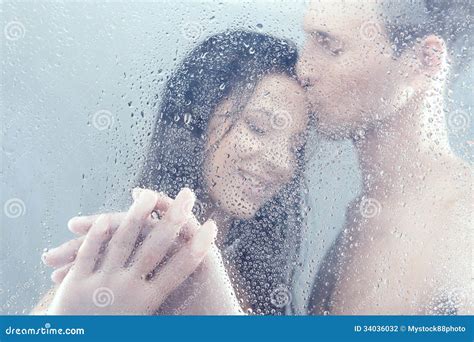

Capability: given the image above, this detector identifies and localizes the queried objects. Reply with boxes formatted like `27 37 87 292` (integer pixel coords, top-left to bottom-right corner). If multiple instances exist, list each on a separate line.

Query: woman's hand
42 189 194 284
45 188 217 315
42 188 243 315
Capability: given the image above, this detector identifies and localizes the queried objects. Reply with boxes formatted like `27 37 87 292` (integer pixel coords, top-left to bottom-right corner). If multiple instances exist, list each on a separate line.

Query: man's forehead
304 1 379 36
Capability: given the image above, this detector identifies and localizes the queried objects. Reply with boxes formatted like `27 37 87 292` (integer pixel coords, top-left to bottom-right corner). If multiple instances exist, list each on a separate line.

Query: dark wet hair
137 30 306 314
380 0 473 70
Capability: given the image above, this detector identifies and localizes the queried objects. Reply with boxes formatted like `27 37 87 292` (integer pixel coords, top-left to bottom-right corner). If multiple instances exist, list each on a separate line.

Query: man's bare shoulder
431 154 471 200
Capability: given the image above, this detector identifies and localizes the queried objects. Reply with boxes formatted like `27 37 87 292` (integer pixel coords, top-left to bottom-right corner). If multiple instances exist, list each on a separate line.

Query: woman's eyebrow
253 108 274 119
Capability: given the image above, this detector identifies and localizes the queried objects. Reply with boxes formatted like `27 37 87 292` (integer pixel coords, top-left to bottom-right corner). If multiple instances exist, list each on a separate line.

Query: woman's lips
237 168 274 201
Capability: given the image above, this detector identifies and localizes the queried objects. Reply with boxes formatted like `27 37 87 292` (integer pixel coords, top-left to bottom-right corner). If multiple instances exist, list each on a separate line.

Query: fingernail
191 235 207 255
180 188 195 213
42 248 56 266
51 270 60 284
67 217 77 225
169 188 195 222
184 199 194 214
43 246 55 256
192 221 216 254
142 189 158 206
207 220 217 241
67 216 80 228
41 253 48 264
132 187 143 201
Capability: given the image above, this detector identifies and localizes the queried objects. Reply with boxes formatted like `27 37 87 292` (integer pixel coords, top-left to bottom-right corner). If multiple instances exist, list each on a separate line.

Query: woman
35 30 310 315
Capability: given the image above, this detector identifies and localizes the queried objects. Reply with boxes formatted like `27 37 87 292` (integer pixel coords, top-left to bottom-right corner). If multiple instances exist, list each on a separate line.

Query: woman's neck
354 91 453 200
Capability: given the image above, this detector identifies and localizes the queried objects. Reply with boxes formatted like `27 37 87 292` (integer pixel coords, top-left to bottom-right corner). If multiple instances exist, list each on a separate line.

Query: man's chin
315 122 354 140
315 115 377 141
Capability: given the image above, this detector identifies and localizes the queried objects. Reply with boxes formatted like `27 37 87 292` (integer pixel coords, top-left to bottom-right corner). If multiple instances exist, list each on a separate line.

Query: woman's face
205 73 308 219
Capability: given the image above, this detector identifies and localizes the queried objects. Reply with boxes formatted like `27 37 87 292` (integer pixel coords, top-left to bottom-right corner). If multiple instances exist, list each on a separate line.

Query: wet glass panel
1 0 472 316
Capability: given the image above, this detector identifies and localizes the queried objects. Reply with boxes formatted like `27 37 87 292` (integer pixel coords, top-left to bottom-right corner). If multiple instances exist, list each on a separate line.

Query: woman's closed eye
245 117 268 136
311 31 343 56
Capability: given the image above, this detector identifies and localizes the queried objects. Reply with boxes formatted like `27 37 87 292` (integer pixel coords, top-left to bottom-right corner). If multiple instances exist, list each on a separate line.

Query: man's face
296 1 412 139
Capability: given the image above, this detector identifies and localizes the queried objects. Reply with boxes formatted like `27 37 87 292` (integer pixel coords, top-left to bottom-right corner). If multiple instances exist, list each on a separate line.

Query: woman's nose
263 138 294 177
296 48 319 87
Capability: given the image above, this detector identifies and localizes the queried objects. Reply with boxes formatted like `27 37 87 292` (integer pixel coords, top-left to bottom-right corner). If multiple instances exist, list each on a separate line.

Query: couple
33 0 472 315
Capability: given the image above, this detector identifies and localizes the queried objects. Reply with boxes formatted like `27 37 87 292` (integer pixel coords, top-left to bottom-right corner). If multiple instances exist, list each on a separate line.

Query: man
296 0 472 314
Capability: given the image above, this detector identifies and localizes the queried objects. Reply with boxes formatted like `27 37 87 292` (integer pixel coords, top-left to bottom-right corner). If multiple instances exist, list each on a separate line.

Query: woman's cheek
234 126 262 155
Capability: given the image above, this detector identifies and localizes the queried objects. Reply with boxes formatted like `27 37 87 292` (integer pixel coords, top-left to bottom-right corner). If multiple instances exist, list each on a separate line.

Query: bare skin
298 0 473 314
309 152 472 314
34 74 308 315
34 190 243 315
32 188 219 315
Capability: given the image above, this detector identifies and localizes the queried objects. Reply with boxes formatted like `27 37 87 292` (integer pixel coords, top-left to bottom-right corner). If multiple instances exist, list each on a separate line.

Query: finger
45 214 180 271
132 188 172 213
61 189 195 273
149 220 217 304
131 188 196 276
134 189 197 241
68 213 125 235
44 209 197 272
172 215 200 247
101 189 159 271
42 236 86 268
51 262 73 284
133 216 200 277
67 190 172 236
72 214 112 276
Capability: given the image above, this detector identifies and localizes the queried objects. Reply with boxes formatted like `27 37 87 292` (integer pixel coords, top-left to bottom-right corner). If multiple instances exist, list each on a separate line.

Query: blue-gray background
1 0 472 314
